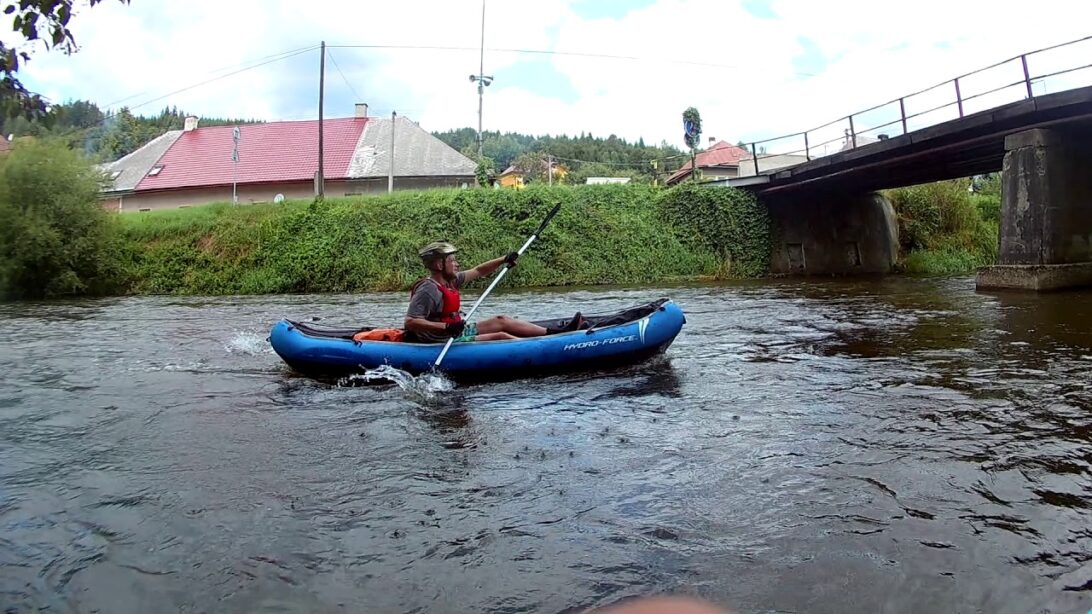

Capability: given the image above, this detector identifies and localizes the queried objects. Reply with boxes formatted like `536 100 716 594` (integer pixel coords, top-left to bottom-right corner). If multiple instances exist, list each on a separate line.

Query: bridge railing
740 35 1092 177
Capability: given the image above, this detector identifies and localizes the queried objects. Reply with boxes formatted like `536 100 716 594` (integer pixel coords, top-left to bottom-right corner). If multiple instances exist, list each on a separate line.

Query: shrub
655 182 770 277
971 193 1001 226
886 179 998 274
0 139 123 299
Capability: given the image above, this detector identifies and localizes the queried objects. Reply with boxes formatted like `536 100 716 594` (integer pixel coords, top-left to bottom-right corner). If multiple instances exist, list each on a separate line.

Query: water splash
225 332 273 355
342 364 455 403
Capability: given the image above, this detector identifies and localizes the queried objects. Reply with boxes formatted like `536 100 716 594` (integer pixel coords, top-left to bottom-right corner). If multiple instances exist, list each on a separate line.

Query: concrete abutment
977 127 1092 291
765 191 898 276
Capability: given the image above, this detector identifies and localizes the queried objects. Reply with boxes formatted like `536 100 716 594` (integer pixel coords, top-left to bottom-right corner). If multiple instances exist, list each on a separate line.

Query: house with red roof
665 140 751 185
100 104 476 212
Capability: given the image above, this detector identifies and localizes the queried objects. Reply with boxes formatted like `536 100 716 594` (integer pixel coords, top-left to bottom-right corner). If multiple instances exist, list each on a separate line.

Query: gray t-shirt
406 273 466 343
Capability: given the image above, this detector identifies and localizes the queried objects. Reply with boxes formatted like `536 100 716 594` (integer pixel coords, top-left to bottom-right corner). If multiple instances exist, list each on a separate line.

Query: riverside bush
117 183 772 295
0 139 123 299
886 179 998 274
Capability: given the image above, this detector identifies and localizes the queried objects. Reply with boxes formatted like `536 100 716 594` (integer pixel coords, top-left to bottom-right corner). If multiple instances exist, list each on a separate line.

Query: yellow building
497 165 524 188
496 163 567 188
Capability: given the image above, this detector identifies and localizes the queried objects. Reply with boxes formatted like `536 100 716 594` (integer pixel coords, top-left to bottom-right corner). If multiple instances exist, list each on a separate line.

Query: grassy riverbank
886 179 1000 275
0 138 1000 300
115 183 771 295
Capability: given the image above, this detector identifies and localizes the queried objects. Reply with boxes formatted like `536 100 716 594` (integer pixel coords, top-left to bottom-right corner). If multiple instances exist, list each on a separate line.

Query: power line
102 45 320 109
326 48 363 104
102 45 320 110
328 43 816 77
105 45 319 114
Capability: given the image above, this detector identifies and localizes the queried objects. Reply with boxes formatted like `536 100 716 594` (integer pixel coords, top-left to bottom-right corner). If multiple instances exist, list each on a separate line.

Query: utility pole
232 126 240 205
468 0 493 160
388 111 396 193
317 41 326 199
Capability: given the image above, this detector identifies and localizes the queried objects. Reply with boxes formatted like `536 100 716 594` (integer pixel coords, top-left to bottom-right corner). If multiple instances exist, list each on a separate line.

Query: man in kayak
404 241 586 343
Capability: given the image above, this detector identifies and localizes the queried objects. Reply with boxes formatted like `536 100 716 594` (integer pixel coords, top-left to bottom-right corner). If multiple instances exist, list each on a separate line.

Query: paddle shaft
434 204 561 367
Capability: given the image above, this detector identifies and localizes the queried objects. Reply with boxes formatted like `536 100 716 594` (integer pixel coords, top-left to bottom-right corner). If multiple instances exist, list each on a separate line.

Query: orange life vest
353 328 405 342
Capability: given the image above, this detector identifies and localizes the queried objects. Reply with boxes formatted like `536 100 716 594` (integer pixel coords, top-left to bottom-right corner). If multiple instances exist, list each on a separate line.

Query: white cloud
18 0 1092 153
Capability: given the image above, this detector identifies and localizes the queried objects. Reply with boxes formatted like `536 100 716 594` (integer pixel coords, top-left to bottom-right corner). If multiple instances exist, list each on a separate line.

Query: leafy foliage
885 179 998 274
115 184 771 296
1 0 128 119
0 138 123 299
656 182 770 277
682 107 702 150
474 156 494 187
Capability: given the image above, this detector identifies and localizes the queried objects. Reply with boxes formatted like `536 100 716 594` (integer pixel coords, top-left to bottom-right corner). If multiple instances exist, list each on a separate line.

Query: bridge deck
733 85 1092 196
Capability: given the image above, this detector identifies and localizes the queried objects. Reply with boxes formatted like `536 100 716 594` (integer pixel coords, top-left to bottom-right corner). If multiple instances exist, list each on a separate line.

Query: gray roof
348 116 476 179
100 130 182 193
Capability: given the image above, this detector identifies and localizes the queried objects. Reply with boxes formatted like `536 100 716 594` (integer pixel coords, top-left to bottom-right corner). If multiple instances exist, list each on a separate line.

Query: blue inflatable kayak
269 298 685 381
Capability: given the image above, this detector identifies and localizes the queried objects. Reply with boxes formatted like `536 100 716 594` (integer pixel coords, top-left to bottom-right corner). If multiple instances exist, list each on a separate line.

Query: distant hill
432 127 687 184
0 100 261 161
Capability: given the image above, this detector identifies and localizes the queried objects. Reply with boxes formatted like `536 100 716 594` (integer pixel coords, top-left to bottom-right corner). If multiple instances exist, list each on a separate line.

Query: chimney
708 136 715 145
183 116 199 131
355 103 368 118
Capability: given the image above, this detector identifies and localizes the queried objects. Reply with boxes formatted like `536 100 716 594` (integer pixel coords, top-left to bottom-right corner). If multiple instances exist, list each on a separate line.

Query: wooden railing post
804 132 810 161
751 143 760 175
899 97 908 134
848 116 857 149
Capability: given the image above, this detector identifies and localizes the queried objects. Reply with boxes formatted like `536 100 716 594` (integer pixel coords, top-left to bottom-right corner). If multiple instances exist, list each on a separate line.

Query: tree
475 156 495 187
0 138 122 298
682 107 702 182
3 100 264 161
434 127 687 184
511 151 549 183
1 0 129 119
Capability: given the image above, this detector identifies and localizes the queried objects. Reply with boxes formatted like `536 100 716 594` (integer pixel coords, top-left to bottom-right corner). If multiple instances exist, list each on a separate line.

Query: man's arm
403 283 463 336
403 317 450 335
463 252 518 284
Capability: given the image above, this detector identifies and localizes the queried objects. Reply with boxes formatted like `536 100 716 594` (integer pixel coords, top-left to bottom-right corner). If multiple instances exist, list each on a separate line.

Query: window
147 165 164 177
786 243 805 272
846 242 862 267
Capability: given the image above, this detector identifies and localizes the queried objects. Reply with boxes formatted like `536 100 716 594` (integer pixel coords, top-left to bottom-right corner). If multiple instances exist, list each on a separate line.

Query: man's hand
504 251 519 268
445 320 466 338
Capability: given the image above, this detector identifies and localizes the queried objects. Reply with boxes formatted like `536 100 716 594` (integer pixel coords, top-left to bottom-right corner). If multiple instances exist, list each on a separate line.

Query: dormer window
148 165 164 177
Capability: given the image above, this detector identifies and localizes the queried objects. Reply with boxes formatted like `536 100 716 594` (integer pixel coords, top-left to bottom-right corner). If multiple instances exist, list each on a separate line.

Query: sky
16 0 1092 154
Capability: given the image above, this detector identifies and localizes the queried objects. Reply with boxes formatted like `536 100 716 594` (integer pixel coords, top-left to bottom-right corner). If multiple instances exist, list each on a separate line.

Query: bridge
711 36 1092 291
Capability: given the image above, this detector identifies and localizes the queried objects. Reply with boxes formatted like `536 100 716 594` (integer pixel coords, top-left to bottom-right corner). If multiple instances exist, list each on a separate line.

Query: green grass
886 180 999 275
112 183 772 296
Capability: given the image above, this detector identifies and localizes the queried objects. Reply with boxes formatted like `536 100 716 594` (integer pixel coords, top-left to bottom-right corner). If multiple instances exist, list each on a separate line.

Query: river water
0 278 1090 613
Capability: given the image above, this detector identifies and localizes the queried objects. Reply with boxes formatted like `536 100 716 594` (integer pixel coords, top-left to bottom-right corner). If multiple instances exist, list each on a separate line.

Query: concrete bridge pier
766 191 899 275
977 128 1092 291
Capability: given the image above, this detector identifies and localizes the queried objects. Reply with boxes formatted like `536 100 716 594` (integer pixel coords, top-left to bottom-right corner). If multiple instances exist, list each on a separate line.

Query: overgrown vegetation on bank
0 139 125 299
0 142 772 300
116 183 771 295
0 137 1004 300
886 178 1000 275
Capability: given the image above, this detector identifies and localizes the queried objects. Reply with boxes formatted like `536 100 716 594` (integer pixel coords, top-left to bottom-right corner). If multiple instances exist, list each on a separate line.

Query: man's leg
473 331 519 341
475 315 548 337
